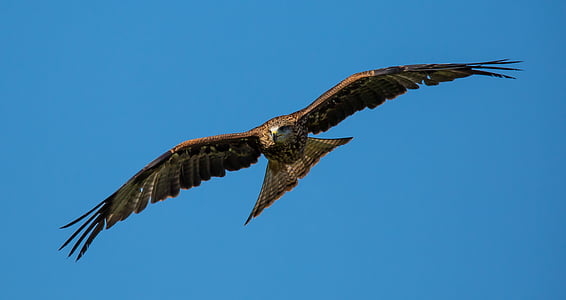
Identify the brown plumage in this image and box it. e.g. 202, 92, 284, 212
60, 59, 520, 260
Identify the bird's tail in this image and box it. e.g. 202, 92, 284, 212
245, 137, 352, 224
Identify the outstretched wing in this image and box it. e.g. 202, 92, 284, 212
297, 59, 521, 134
60, 132, 261, 260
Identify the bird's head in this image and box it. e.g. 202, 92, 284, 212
270, 125, 294, 144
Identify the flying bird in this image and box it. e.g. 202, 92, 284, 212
60, 59, 520, 260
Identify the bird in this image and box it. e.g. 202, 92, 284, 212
60, 59, 520, 260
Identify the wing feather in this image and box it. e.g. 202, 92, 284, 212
135, 173, 156, 213
297, 60, 520, 134
60, 131, 261, 260
199, 154, 211, 181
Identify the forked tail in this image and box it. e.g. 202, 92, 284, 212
245, 137, 352, 224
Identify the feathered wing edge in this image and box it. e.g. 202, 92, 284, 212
59, 133, 262, 261
57, 151, 173, 260
245, 137, 353, 225
58, 196, 112, 260
297, 59, 521, 134
406, 59, 522, 79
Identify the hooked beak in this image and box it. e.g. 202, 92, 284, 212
271, 129, 278, 142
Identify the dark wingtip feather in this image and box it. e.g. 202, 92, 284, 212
473, 59, 523, 66
244, 214, 253, 226
58, 209, 100, 251
470, 59, 523, 73
59, 201, 105, 229
59, 199, 109, 261
424, 59, 522, 74
75, 221, 105, 261
459, 59, 522, 80
67, 215, 102, 259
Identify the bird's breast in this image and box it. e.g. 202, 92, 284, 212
261, 132, 307, 164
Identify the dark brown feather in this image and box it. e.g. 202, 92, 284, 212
297, 60, 520, 134
60, 132, 261, 260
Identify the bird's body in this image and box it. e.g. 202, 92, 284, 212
258, 115, 308, 163
60, 60, 520, 260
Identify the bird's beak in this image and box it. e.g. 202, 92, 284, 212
271, 129, 278, 142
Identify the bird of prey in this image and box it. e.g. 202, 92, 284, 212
60, 59, 520, 260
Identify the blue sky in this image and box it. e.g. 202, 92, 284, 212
1, 1, 565, 299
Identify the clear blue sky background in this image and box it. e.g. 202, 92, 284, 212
1, 1, 564, 299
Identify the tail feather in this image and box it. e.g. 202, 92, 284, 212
245, 137, 352, 224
